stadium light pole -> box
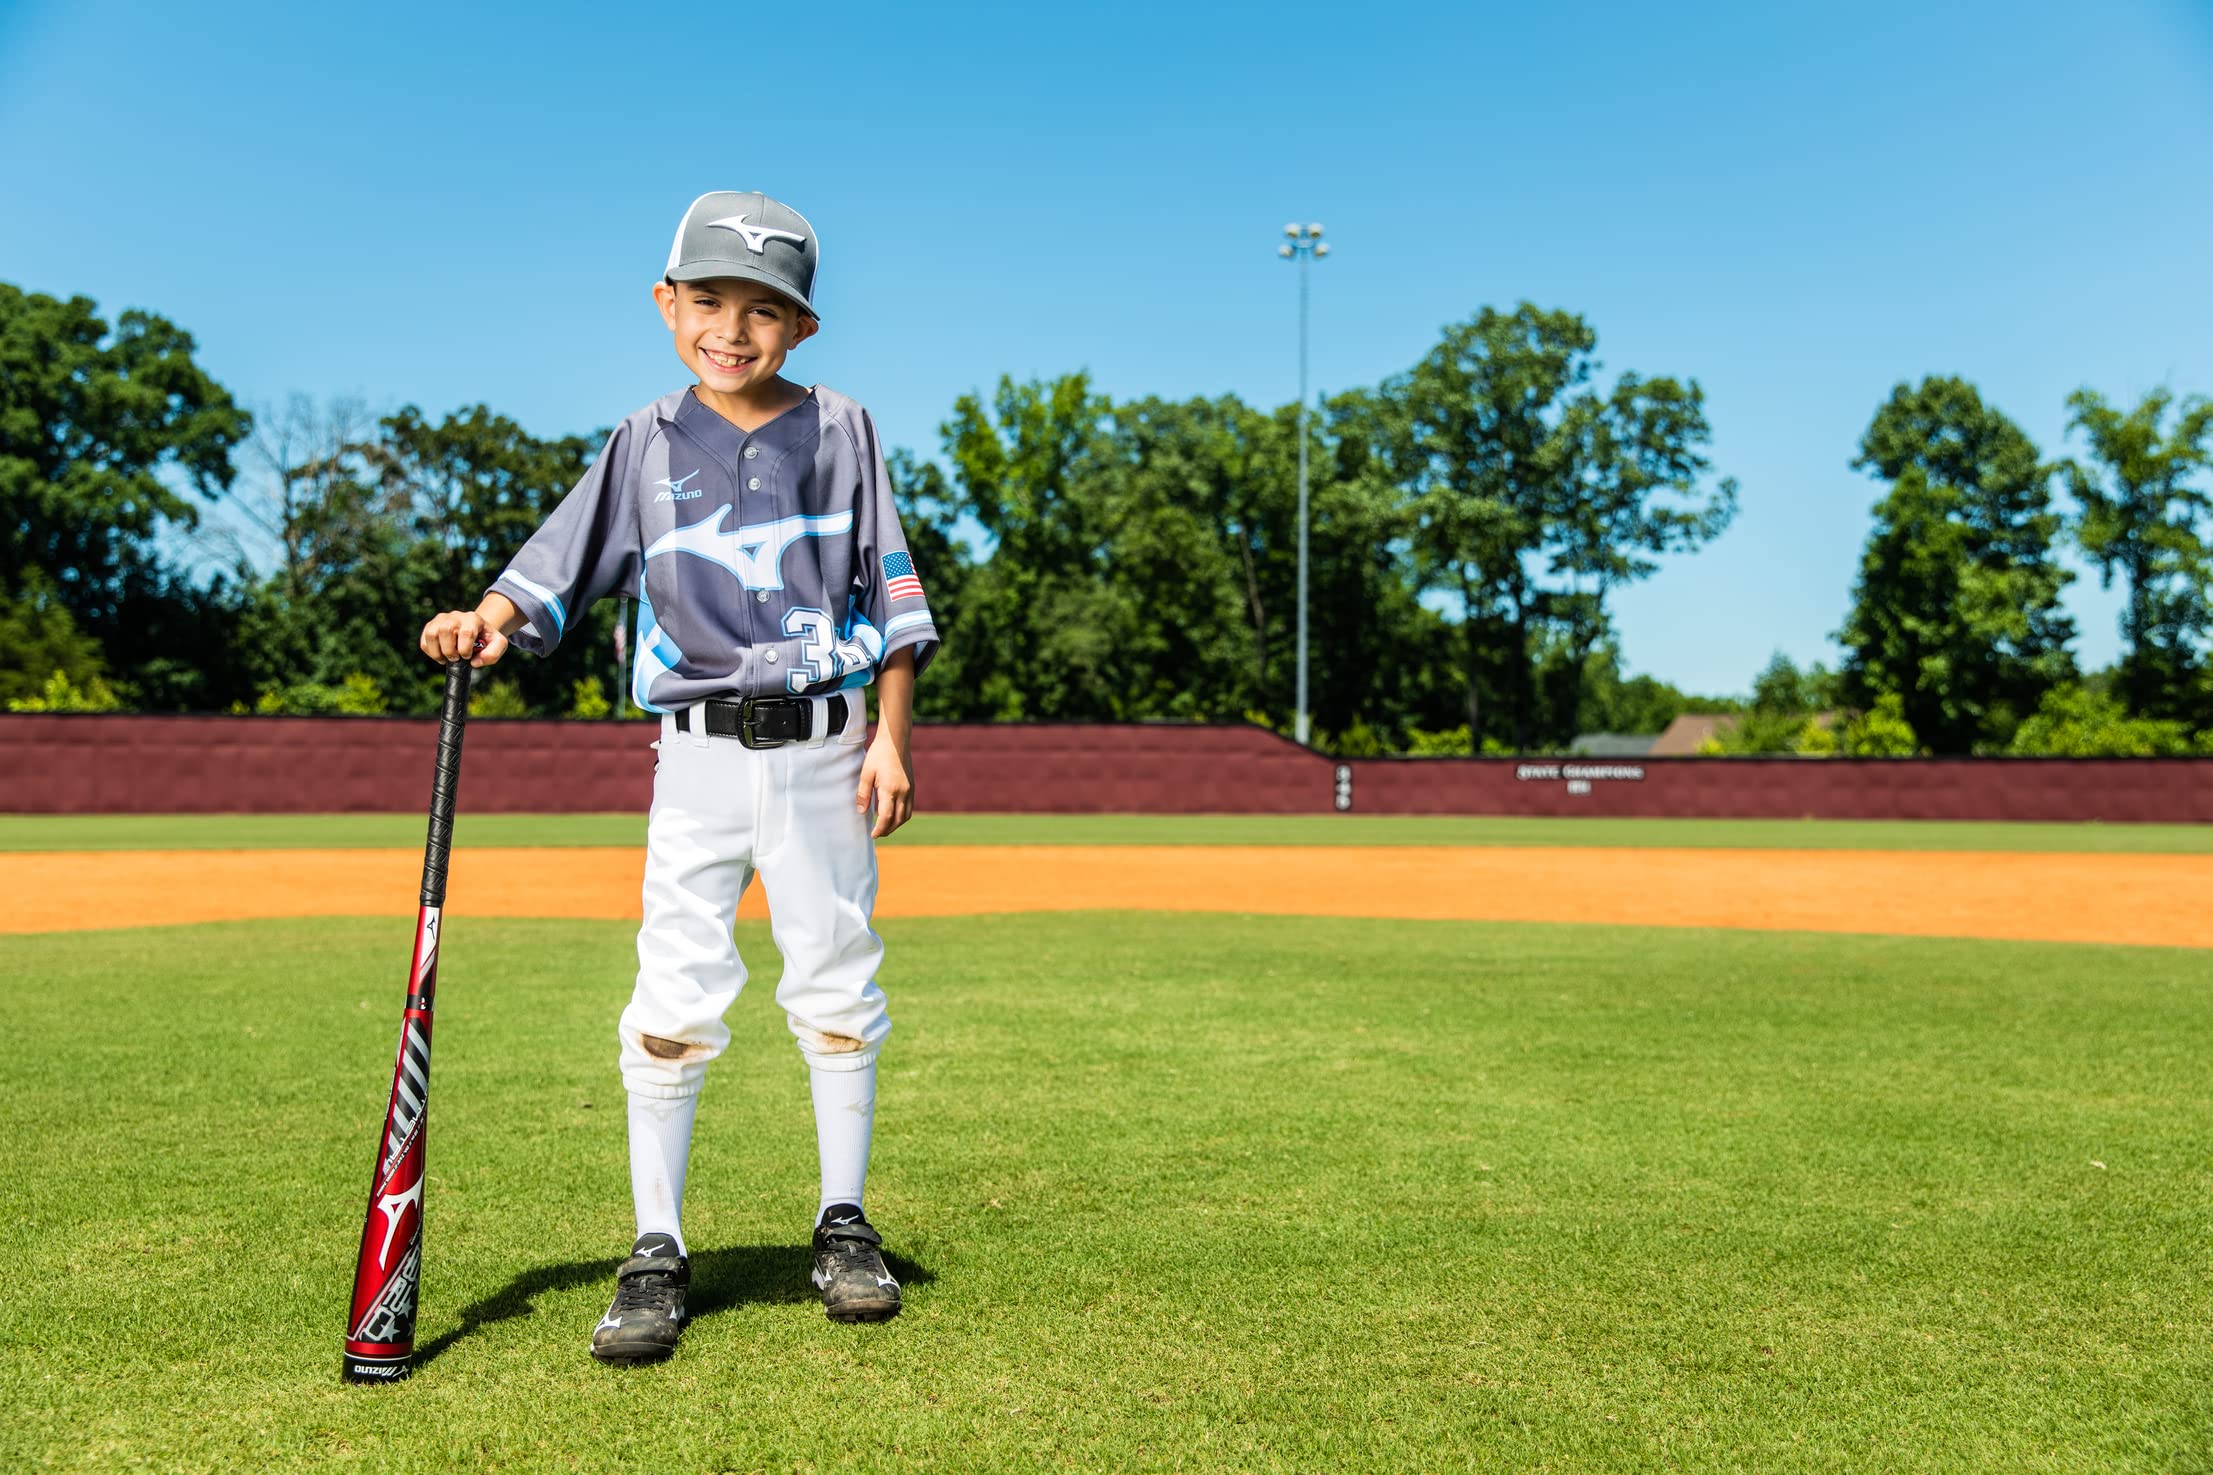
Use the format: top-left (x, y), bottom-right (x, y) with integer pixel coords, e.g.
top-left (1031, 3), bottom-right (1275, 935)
top-left (1279, 222), bottom-right (1328, 746)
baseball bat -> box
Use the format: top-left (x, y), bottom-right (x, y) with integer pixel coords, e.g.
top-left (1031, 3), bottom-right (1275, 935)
top-left (341, 658), bottom-right (471, 1383)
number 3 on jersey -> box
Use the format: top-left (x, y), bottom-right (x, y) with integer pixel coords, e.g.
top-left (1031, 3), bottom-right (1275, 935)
top-left (783, 607), bottom-right (883, 694)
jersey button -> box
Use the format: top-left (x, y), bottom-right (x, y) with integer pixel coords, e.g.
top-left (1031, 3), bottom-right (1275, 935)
top-left (743, 445), bottom-right (760, 460)
top-left (747, 476), bottom-right (762, 490)
top-left (763, 649), bottom-right (779, 662)
top-left (755, 590), bottom-right (769, 603)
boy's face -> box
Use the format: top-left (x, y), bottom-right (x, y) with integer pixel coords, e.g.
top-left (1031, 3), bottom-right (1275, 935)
top-left (653, 277), bottom-right (818, 394)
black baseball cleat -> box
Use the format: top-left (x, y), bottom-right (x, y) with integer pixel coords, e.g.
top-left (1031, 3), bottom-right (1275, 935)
top-left (590, 1232), bottom-right (689, 1365)
top-left (812, 1204), bottom-right (902, 1323)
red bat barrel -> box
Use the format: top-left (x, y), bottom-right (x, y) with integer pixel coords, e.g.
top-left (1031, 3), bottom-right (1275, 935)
top-left (343, 659), bottom-right (470, 1383)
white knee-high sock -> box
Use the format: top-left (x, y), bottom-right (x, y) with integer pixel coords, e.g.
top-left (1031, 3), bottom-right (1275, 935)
top-left (809, 1060), bottom-right (876, 1221)
top-left (628, 1091), bottom-right (699, 1255)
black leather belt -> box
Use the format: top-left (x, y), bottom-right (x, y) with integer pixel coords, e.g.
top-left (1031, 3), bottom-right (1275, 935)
top-left (675, 694), bottom-right (848, 749)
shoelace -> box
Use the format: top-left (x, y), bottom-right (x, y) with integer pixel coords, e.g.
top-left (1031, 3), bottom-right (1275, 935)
top-left (818, 1229), bottom-right (886, 1277)
top-left (611, 1271), bottom-right (682, 1316)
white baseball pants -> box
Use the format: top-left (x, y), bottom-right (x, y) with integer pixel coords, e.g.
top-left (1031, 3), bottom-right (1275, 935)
top-left (618, 690), bottom-right (889, 1099)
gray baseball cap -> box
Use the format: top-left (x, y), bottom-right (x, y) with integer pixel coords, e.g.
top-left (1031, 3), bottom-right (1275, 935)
top-left (663, 190), bottom-right (821, 319)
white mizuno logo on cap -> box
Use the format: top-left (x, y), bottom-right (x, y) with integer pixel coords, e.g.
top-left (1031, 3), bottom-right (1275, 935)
top-left (707, 213), bottom-right (807, 254)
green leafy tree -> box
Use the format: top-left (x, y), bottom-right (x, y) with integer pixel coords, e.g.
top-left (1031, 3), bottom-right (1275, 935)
top-left (1317, 718), bottom-right (1390, 757)
top-left (1572, 640), bottom-right (1737, 736)
top-left (2006, 682), bottom-right (2202, 756)
top-left (1747, 650), bottom-right (1839, 716)
top-left (1310, 394), bottom-right (1469, 744)
top-left (109, 566), bottom-right (256, 711)
top-left (234, 428), bottom-right (442, 714)
top-left (1705, 651), bottom-right (1841, 754)
top-left (0, 572), bottom-right (106, 707)
top-left (251, 672), bottom-right (388, 716)
top-left (882, 448), bottom-right (972, 721)
top-left (1837, 377), bottom-right (2075, 752)
top-left (936, 374), bottom-right (1122, 719)
top-left (1794, 718), bottom-right (1839, 755)
top-left (2062, 388), bottom-right (2213, 723)
top-left (1838, 693), bottom-right (1918, 756)
top-left (567, 676), bottom-right (613, 719)
top-left (231, 396), bottom-right (375, 613)
top-left (6, 667), bottom-right (123, 712)
top-left (0, 283), bottom-right (253, 707)
top-left (1099, 395), bottom-right (1269, 720)
top-left (936, 378), bottom-right (1462, 738)
top-left (1379, 306), bottom-right (1587, 748)
top-left (230, 400), bottom-right (616, 716)
top-left (372, 405), bottom-right (609, 714)
top-left (1707, 711), bottom-right (1808, 754)
top-left (1371, 305), bottom-right (1735, 751)
top-left (468, 678), bottom-right (532, 718)
top-left (1104, 393), bottom-right (1454, 731)
top-left (1543, 373), bottom-right (1738, 735)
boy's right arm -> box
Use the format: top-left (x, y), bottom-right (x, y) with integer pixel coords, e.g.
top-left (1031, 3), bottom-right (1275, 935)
top-left (420, 592), bottom-right (526, 668)
top-left (417, 418), bottom-right (645, 668)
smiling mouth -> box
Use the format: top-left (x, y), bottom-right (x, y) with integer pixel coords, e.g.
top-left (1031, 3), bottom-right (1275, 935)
top-left (700, 348), bottom-right (757, 373)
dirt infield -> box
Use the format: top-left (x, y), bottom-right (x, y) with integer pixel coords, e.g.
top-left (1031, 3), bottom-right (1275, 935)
top-left (7, 844), bottom-right (2207, 948)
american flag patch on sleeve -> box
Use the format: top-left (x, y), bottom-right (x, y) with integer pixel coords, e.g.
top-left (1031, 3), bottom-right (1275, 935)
top-left (882, 551), bottom-right (925, 602)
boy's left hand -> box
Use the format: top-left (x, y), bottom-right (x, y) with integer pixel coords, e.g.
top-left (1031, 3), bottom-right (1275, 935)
top-left (857, 734), bottom-right (915, 838)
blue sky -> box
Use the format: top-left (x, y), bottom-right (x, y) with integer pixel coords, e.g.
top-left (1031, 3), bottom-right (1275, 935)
top-left (4, 0), bottom-right (2209, 696)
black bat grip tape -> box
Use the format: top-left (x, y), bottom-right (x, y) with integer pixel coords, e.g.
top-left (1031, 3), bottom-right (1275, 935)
top-left (419, 660), bottom-right (471, 907)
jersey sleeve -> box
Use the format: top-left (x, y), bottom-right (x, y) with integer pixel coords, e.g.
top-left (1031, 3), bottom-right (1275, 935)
top-left (851, 408), bottom-right (942, 677)
top-left (485, 422), bottom-right (643, 657)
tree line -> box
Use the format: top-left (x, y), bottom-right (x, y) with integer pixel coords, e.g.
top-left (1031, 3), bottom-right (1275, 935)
top-left (5, 279), bottom-right (2210, 755)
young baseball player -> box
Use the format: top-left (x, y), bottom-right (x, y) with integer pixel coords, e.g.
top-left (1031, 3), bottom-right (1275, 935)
top-left (419, 190), bottom-right (939, 1364)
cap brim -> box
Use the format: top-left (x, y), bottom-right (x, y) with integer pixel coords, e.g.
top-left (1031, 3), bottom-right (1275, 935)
top-left (664, 260), bottom-right (818, 319)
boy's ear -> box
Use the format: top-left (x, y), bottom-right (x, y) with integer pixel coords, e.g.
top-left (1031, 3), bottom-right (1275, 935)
top-left (791, 312), bottom-right (819, 349)
top-left (652, 279), bottom-right (679, 329)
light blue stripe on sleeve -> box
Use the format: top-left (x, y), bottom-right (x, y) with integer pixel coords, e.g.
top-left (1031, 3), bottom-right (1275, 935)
top-left (883, 610), bottom-right (934, 638)
top-left (629, 589), bottom-right (674, 714)
top-left (500, 570), bottom-right (568, 636)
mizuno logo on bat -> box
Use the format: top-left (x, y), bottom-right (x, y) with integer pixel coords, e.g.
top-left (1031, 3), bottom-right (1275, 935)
top-left (644, 505), bottom-right (853, 590)
top-left (706, 213), bottom-right (807, 254)
top-left (375, 1173), bottom-right (424, 1269)
top-left (411, 909), bottom-right (439, 989)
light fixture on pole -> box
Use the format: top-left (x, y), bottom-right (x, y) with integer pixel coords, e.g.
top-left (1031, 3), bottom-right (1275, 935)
top-left (1278, 222), bottom-right (1328, 746)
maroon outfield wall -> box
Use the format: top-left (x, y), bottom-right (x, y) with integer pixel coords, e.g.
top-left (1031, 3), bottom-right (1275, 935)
top-left (1342, 755), bottom-right (2213, 823)
top-left (0, 714), bottom-right (1326, 816)
top-left (0, 714), bottom-right (2208, 821)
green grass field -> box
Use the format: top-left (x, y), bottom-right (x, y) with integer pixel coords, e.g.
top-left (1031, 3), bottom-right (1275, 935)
top-left (6, 810), bottom-right (2213, 852)
top-left (6, 907), bottom-right (2210, 1472)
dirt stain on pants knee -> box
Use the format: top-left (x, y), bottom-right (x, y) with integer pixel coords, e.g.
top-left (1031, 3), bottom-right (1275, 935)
top-left (793, 1021), bottom-right (866, 1054)
top-left (640, 1033), bottom-right (707, 1060)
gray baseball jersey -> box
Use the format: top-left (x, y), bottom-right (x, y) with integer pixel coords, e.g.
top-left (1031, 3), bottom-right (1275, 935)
top-left (488, 385), bottom-right (940, 712)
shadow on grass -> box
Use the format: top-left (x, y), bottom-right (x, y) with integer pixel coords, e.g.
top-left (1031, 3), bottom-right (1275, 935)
top-left (413, 1243), bottom-right (936, 1369)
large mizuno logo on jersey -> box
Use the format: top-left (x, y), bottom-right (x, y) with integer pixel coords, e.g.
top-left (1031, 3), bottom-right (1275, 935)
top-left (707, 213), bottom-right (807, 254)
top-left (644, 504), bottom-right (853, 591)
